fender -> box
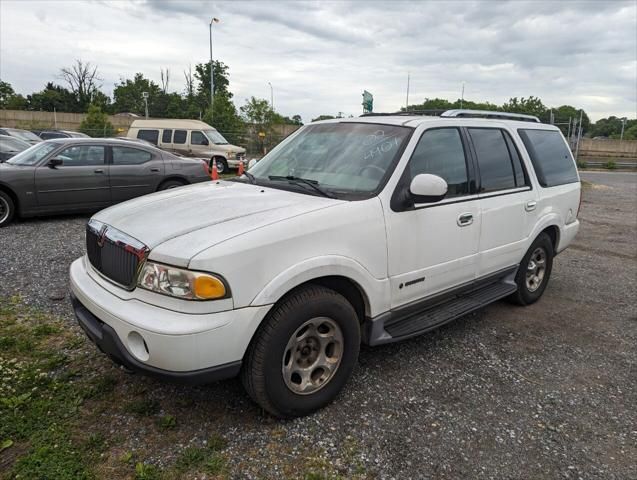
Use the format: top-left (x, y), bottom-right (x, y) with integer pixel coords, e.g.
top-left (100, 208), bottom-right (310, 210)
top-left (250, 255), bottom-right (390, 317)
top-left (527, 211), bottom-right (562, 250)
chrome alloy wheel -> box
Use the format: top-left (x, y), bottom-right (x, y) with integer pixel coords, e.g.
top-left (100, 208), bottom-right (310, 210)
top-left (525, 247), bottom-right (547, 292)
top-left (282, 317), bottom-right (344, 395)
top-left (0, 196), bottom-right (9, 224)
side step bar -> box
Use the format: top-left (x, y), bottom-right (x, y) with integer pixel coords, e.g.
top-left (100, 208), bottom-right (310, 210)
top-left (363, 267), bottom-right (518, 346)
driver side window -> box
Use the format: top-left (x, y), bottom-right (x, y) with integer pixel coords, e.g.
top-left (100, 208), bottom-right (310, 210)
top-left (57, 145), bottom-right (105, 166)
top-left (409, 128), bottom-right (469, 198)
top-left (191, 131), bottom-right (208, 146)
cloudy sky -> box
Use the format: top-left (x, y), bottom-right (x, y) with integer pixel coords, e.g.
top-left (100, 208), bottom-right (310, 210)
top-left (1, 0), bottom-right (635, 122)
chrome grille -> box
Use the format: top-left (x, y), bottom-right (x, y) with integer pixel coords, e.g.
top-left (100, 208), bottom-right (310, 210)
top-left (86, 220), bottom-right (149, 289)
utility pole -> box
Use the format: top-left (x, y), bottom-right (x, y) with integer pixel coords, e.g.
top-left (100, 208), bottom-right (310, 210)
top-left (209, 17), bottom-right (219, 122)
top-left (405, 72), bottom-right (410, 110)
top-left (460, 81), bottom-right (465, 109)
top-left (620, 117), bottom-right (627, 141)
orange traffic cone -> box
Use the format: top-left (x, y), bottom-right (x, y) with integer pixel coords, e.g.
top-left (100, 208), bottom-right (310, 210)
top-left (237, 160), bottom-right (245, 176)
top-left (211, 160), bottom-right (219, 180)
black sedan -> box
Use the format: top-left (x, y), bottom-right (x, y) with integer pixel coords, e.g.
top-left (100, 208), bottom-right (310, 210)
top-left (0, 138), bottom-right (212, 227)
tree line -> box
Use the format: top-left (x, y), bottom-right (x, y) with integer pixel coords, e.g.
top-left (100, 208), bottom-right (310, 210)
top-left (1, 60), bottom-right (635, 141)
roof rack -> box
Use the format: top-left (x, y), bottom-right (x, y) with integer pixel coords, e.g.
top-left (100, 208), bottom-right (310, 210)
top-left (440, 109), bottom-right (540, 123)
top-left (360, 109), bottom-right (541, 123)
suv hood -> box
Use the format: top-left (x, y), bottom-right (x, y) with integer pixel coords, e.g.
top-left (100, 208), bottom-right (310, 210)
top-left (93, 181), bottom-right (341, 265)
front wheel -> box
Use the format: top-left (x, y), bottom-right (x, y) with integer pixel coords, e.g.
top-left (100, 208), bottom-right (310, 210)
top-left (509, 232), bottom-right (554, 305)
top-left (0, 191), bottom-right (15, 227)
top-left (211, 158), bottom-right (228, 174)
top-left (241, 285), bottom-right (360, 418)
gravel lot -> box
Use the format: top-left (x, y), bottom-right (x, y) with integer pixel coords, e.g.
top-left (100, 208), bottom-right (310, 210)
top-left (0, 171), bottom-right (635, 479)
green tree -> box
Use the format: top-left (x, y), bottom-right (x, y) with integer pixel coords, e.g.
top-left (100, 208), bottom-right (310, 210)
top-left (195, 60), bottom-right (231, 109)
top-left (552, 105), bottom-right (590, 135)
top-left (0, 80), bottom-right (28, 109)
top-left (623, 123), bottom-right (637, 140)
top-left (79, 104), bottom-right (114, 137)
top-left (112, 73), bottom-right (161, 116)
top-left (501, 96), bottom-right (548, 121)
top-left (588, 116), bottom-right (632, 138)
top-left (59, 59), bottom-right (102, 111)
top-left (27, 82), bottom-right (80, 112)
top-left (203, 93), bottom-right (245, 145)
top-left (292, 114), bottom-right (303, 125)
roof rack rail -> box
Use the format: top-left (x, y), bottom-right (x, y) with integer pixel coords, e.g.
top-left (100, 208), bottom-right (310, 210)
top-left (440, 109), bottom-right (540, 123)
top-left (360, 109), bottom-right (445, 117)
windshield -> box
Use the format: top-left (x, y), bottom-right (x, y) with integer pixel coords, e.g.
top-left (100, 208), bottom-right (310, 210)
top-left (247, 123), bottom-right (412, 197)
top-left (204, 129), bottom-right (229, 145)
top-left (7, 142), bottom-right (58, 166)
top-left (8, 129), bottom-right (41, 142)
top-left (0, 136), bottom-right (30, 152)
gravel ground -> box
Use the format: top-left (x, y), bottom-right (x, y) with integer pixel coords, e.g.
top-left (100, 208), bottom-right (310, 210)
top-left (0, 172), bottom-right (635, 479)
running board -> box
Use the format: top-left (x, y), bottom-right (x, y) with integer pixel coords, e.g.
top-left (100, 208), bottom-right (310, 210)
top-left (363, 267), bottom-right (518, 346)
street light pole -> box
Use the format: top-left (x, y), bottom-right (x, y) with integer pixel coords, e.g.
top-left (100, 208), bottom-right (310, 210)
top-left (209, 17), bottom-right (219, 122)
top-left (268, 82), bottom-right (273, 110)
top-left (460, 81), bottom-right (465, 109)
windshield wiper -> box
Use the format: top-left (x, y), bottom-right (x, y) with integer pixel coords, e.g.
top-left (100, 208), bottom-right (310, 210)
top-left (242, 170), bottom-right (256, 184)
top-left (268, 175), bottom-right (335, 198)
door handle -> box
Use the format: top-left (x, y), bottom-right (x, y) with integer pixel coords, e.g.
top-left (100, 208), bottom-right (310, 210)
top-left (94, 169), bottom-right (104, 174)
top-left (457, 213), bottom-right (474, 227)
top-left (150, 168), bottom-right (160, 172)
top-left (525, 201), bottom-right (537, 212)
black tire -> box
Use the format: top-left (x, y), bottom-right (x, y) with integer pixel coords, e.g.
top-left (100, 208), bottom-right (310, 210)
top-left (158, 179), bottom-right (187, 191)
top-left (241, 285), bottom-right (361, 418)
top-left (211, 157), bottom-right (228, 174)
top-left (509, 232), bottom-right (554, 306)
top-left (0, 190), bottom-right (15, 227)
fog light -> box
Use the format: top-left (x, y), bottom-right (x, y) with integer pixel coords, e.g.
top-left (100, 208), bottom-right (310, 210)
top-left (127, 331), bottom-right (149, 362)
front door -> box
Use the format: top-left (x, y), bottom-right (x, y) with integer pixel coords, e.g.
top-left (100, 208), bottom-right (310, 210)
top-left (109, 145), bottom-right (164, 203)
top-left (385, 127), bottom-right (481, 309)
top-left (35, 144), bottom-right (110, 210)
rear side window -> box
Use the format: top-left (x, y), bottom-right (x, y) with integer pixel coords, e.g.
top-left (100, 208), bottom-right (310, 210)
top-left (468, 128), bottom-right (517, 192)
top-left (112, 146), bottom-right (153, 165)
top-left (409, 128), bottom-right (469, 197)
top-left (173, 130), bottom-right (187, 144)
top-left (518, 129), bottom-right (578, 187)
top-left (161, 129), bottom-right (172, 143)
top-left (137, 129), bottom-right (158, 145)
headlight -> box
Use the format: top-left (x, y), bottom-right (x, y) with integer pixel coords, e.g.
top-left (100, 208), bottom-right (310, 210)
top-left (138, 262), bottom-right (227, 300)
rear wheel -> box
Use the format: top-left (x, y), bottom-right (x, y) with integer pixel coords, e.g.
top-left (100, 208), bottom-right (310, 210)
top-left (509, 232), bottom-right (554, 305)
top-left (158, 179), bottom-right (187, 191)
top-left (0, 191), bottom-right (15, 227)
top-left (241, 285), bottom-right (360, 418)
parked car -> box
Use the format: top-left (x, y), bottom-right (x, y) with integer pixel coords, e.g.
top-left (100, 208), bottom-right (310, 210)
top-left (37, 130), bottom-right (91, 140)
top-left (0, 135), bottom-right (31, 162)
top-left (126, 119), bottom-right (246, 174)
top-left (0, 138), bottom-right (211, 227)
top-left (70, 109), bottom-right (581, 418)
top-left (0, 127), bottom-right (42, 145)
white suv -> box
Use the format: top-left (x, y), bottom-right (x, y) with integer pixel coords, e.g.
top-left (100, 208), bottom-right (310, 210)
top-left (70, 110), bottom-right (581, 418)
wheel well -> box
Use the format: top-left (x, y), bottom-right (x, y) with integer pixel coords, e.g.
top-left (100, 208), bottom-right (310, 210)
top-left (541, 225), bottom-right (559, 251)
top-left (0, 184), bottom-right (19, 213)
top-left (157, 176), bottom-right (188, 190)
top-left (210, 155), bottom-right (227, 166)
top-left (280, 276), bottom-right (369, 324)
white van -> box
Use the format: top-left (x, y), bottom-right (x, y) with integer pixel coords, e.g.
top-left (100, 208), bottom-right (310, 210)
top-left (126, 119), bottom-right (246, 173)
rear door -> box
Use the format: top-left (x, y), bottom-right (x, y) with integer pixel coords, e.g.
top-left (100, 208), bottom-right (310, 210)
top-left (34, 144), bottom-right (110, 209)
top-left (467, 127), bottom-right (537, 276)
top-left (109, 145), bottom-right (164, 203)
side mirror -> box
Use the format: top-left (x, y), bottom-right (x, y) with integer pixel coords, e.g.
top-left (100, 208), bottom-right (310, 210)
top-left (248, 158), bottom-right (258, 169)
top-left (409, 174), bottom-right (448, 203)
top-left (48, 158), bottom-right (64, 168)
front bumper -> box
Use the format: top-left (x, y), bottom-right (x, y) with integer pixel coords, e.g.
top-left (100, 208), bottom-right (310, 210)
top-left (71, 293), bottom-right (241, 385)
top-left (69, 257), bottom-right (271, 383)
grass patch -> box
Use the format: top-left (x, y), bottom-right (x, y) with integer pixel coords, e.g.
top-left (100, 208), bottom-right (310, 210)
top-left (157, 414), bottom-right (177, 430)
top-left (125, 398), bottom-right (161, 417)
top-left (134, 461), bottom-right (162, 480)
